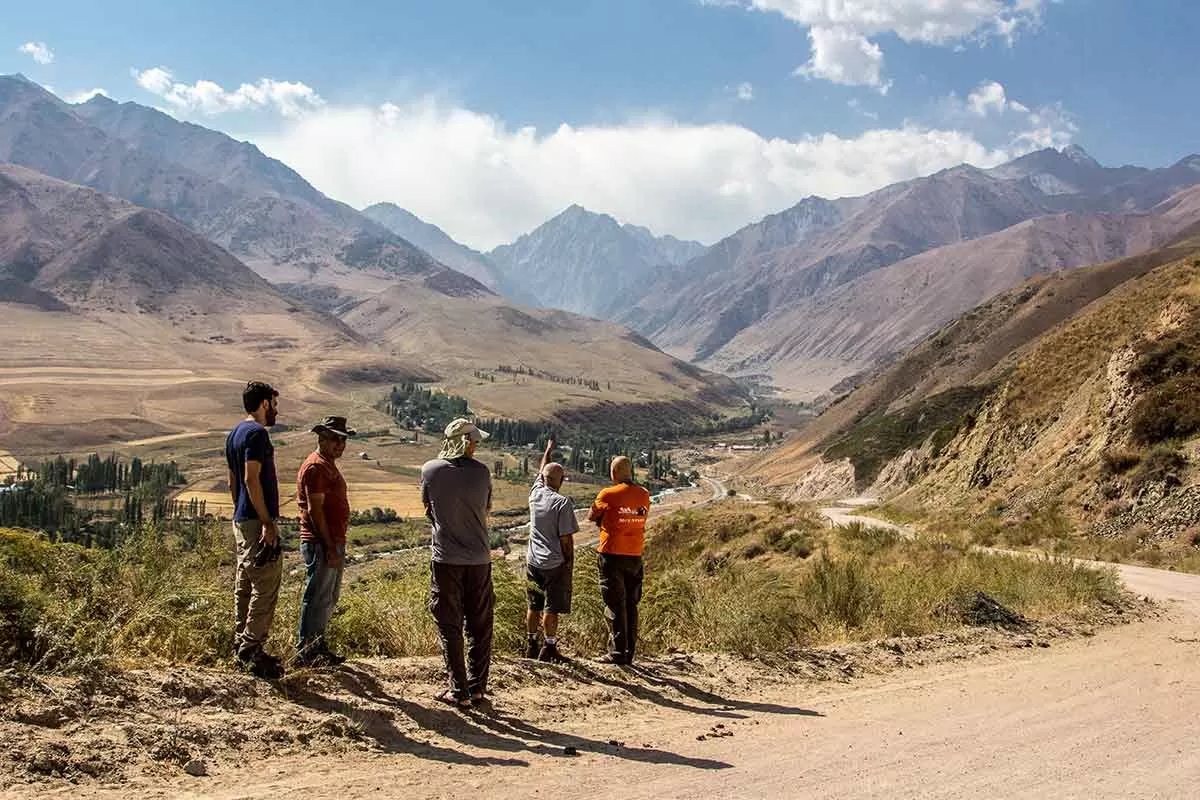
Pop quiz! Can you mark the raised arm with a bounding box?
[539,436,556,473]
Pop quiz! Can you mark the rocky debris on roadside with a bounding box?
[183,759,208,777]
[1091,485,1200,541]
[964,592,1032,629]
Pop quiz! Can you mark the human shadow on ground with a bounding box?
[277,669,528,768]
[557,661,823,720]
[625,663,825,717]
[317,665,732,771]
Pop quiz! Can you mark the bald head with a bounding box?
[542,462,565,491]
[610,456,633,484]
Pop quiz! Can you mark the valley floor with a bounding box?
[3,563,1197,799]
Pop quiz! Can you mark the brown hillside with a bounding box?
[746,227,1200,498]
[711,187,1200,397]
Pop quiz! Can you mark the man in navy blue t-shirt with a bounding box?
[225,381,283,678]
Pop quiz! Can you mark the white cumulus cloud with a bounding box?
[950,81,1076,150]
[966,80,1009,116]
[736,82,755,101]
[18,41,54,65]
[720,1,1047,88]
[132,67,323,117]
[797,26,888,91]
[248,94,1074,251]
[65,88,109,104]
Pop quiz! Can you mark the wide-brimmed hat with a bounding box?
[439,418,489,459]
[311,416,356,438]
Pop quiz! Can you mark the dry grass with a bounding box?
[1008,259,1200,418]
[920,506,1200,576]
[1,500,1124,674]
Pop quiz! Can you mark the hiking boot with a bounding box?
[294,648,346,669]
[239,649,284,680]
[525,635,541,659]
[538,641,569,663]
[595,653,629,665]
[319,649,347,666]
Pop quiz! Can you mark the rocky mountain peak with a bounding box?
[1063,144,1101,168]
[488,205,705,317]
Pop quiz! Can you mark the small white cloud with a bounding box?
[797,27,889,93]
[747,0,1046,44]
[723,2,1047,89]
[966,80,1009,116]
[65,88,109,104]
[736,82,755,101]
[132,67,323,117]
[18,41,54,65]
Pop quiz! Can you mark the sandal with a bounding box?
[434,689,472,710]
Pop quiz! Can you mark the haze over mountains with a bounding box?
[0,75,748,448]
[361,202,502,291]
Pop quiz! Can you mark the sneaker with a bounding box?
[525,636,541,659]
[538,641,570,663]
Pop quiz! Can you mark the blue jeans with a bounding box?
[297,540,345,656]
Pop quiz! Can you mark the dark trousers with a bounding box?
[430,561,494,697]
[598,553,644,662]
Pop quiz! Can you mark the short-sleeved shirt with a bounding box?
[527,474,580,569]
[225,420,279,522]
[590,482,652,557]
[420,457,493,566]
[297,451,350,545]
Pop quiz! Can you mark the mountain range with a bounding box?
[7,69,1200,439]
[361,202,502,291]
[487,204,706,318]
[0,75,749,448]
[617,145,1200,396]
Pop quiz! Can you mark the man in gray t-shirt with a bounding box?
[421,418,495,708]
[524,436,580,663]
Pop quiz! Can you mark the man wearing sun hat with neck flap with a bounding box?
[421,417,495,709]
[295,415,355,668]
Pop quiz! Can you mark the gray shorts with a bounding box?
[526,563,573,614]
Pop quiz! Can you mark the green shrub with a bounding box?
[801,554,880,632]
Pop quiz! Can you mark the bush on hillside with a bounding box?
[1099,447,1142,476]
[1130,375,1200,444]
[1127,445,1186,496]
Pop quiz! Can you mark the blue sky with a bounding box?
[6,1,1200,248]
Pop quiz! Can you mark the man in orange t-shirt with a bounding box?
[588,455,651,665]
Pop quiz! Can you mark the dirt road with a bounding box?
[38,562,1196,800]
[818,496,911,535]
